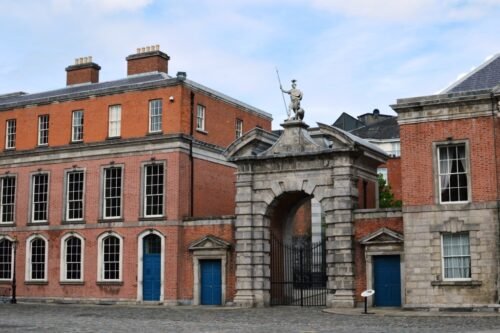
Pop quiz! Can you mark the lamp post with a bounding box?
[11,237,17,304]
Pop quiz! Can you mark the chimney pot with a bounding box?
[176,71,187,80]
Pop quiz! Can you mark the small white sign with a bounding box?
[361,289,375,297]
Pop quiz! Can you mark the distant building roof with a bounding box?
[350,117,399,140]
[444,54,500,93]
[332,112,365,131]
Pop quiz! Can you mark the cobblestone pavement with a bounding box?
[0,303,499,333]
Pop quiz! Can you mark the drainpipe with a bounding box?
[491,92,500,303]
[190,91,195,217]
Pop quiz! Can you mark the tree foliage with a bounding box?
[378,174,402,208]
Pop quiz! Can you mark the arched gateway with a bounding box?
[225,120,386,307]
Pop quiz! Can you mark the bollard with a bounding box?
[360,289,375,314]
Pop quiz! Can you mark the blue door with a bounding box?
[373,255,401,307]
[200,260,222,305]
[143,234,161,301]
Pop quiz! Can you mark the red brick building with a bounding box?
[0,46,271,304]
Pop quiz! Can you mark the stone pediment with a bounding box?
[359,228,403,245]
[224,127,279,160]
[189,235,231,251]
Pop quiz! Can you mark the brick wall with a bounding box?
[387,158,402,201]
[353,214,403,303]
[400,117,497,206]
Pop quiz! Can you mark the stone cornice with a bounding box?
[393,90,498,125]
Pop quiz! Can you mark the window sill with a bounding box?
[3,148,16,152]
[60,281,85,285]
[96,281,123,286]
[106,136,121,141]
[98,218,124,224]
[27,222,49,226]
[146,131,163,136]
[36,144,49,149]
[0,222,15,227]
[138,216,166,222]
[25,281,48,285]
[196,129,208,135]
[70,140,84,144]
[62,220,86,225]
[431,280,482,287]
[0,280,13,285]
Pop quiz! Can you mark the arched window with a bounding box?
[26,235,48,281]
[97,233,123,282]
[60,234,84,282]
[0,237,13,280]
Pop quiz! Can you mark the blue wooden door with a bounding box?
[200,260,222,305]
[143,234,161,301]
[373,255,401,307]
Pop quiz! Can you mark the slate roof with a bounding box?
[444,54,500,93]
[0,72,272,118]
[332,112,364,131]
[350,117,399,140]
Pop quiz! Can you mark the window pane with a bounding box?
[103,236,120,280]
[144,164,164,217]
[0,177,16,223]
[32,174,49,222]
[72,111,84,142]
[438,144,468,203]
[149,100,162,132]
[66,171,84,220]
[38,115,49,145]
[104,167,122,218]
[65,237,82,280]
[31,238,46,280]
[108,105,121,137]
[5,119,16,149]
[0,239,12,279]
[442,233,471,279]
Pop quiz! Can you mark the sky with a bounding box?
[0,0,499,128]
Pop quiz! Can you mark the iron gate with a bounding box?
[270,234,327,306]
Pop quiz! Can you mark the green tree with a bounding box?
[378,174,402,208]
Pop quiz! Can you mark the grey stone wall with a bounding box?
[403,203,499,308]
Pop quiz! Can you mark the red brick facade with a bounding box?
[0,48,271,305]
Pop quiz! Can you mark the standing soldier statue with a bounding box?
[280,79,305,121]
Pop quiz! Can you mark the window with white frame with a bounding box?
[390,142,400,157]
[31,173,49,223]
[108,105,121,138]
[98,234,122,281]
[0,176,16,224]
[0,238,13,280]
[235,119,243,139]
[61,234,83,281]
[65,170,84,221]
[103,166,122,219]
[144,163,164,217]
[5,119,16,149]
[27,235,47,281]
[71,110,84,142]
[149,99,162,133]
[438,144,468,203]
[442,232,471,280]
[196,104,205,131]
[38,115,49,146]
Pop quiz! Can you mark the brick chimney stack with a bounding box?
[126,45,170,76]
[65,57,101,86]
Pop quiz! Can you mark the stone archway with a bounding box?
[225,120,386,307]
